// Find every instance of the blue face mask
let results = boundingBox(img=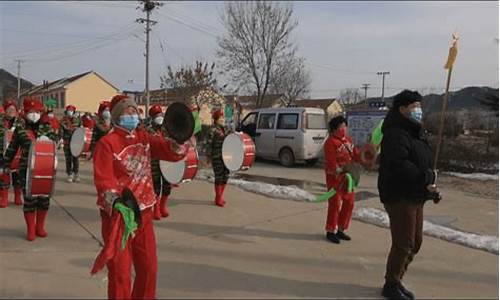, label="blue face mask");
[119,114,139,131]
[410,107,423,123]
[102,110,111,119]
